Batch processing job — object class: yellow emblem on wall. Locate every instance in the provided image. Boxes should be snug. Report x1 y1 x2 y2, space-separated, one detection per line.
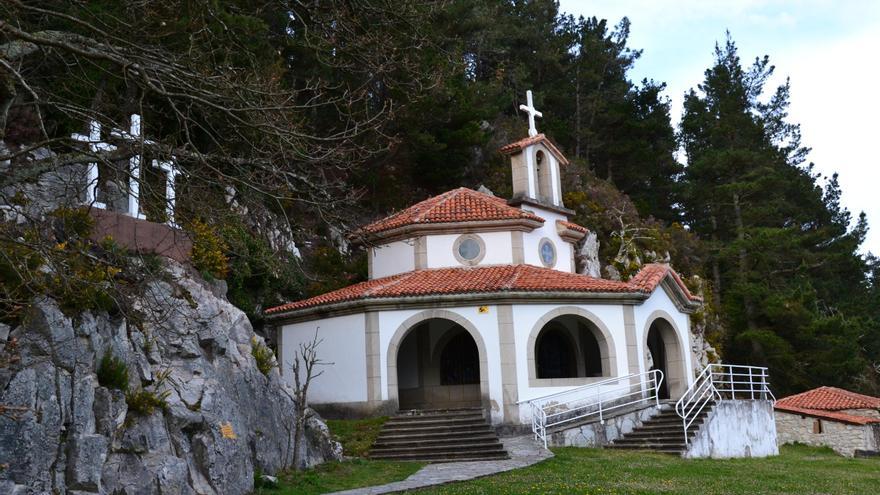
478 306 489 314
220 422 237 439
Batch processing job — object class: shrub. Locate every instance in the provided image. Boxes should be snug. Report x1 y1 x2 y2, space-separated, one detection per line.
125 388 170 417
220 222 305 327
251 337 276 376
97 352 129 391
125 368 172 419
189 219 229 279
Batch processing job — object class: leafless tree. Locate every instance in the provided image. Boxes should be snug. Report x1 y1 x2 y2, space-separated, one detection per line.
290 328 331 469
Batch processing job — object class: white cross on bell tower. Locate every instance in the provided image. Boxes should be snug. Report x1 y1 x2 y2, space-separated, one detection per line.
519 90 542 137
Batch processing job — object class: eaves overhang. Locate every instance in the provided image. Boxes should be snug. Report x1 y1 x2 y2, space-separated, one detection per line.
265 290 651 325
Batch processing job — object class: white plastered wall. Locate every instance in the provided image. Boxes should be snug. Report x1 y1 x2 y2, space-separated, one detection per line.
280 313 368 403
425 231 513 268
371 240 416 278
378 306 505 423
520 208 574 272
512 303 629 424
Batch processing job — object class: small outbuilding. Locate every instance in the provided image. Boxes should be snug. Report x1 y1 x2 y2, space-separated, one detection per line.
775 386 880 457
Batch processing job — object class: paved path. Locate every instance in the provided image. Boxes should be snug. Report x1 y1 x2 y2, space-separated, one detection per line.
328 435 553 495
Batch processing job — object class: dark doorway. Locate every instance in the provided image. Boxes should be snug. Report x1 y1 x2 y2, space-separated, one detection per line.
647 325 669 399
536 326 576 378
396 319 482 410
440 331 479 385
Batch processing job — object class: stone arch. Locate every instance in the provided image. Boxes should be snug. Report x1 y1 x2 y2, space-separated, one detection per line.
386 309 489 409
535 148 553 202
527 306 618 386
642 310 688 399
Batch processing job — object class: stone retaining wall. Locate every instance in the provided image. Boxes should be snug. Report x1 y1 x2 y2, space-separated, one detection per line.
547 404 662 447
775 411 879 457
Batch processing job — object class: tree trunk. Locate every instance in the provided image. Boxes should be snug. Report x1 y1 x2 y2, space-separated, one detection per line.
732 192 757 330
710 213 723 307
575 64 581 159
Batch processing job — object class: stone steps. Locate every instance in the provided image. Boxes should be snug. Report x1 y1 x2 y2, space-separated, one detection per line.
370 408 508 463
607 402 715 455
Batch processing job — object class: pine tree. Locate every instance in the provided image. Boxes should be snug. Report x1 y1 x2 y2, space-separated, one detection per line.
679 34 878 394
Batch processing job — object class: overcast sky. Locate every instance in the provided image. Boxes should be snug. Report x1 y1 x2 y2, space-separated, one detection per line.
558 0 880 254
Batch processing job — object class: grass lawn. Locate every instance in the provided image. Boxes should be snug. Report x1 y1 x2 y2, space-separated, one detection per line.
257 458 422 495
412 444 880 495
255 417 423 495
325 416 391 458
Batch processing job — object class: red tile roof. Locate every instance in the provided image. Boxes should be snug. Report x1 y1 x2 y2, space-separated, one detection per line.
776 386 880 411
775 387 880 425
266 264 641 315
498 134 570 165
358 188 544 237
629 263 702 302
774 404 880 425
557 220 588 234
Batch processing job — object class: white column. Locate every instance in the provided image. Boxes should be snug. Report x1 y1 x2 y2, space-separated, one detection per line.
71 120 109 209
127 115 145 219
153 159 180 227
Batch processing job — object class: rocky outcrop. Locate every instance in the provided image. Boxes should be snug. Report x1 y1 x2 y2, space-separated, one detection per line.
576 231 601 278
0 261 341 494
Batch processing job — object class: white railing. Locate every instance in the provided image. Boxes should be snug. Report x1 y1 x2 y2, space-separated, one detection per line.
675 363 775 445
520 370 664 448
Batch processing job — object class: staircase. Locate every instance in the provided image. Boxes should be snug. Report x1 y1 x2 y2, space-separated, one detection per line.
369 408 508 462
608 402 715 454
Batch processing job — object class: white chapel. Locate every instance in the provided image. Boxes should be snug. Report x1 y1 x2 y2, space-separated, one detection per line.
266 92 703 427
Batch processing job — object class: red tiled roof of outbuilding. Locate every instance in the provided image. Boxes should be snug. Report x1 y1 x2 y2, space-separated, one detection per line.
776 386 880 411
358 187 544 237
774 404 880 425
774 386 880 426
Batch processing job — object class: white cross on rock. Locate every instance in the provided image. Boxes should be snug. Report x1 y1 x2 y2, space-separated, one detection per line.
519 90 542 137
71 114 181 226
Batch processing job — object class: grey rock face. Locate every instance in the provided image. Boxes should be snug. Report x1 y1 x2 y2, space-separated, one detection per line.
576 232 601 278
0 260 341 494
603 264 621 281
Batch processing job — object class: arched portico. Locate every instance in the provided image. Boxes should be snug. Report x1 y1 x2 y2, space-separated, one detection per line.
643 310 687 399
527 307 617 387
386 310 489 411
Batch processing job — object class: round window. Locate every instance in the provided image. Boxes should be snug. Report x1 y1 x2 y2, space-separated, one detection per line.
539 238 556 267
458 238 481 260
454 235 485 265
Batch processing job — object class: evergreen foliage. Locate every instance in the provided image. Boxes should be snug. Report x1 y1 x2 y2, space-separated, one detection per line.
97 352 129 391
679 35 877 394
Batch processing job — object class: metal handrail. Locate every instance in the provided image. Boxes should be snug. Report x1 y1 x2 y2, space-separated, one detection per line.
520 369 665 448
674 363 774 445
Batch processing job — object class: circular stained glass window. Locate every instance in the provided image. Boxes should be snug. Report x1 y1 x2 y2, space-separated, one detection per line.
539 238 556 267
458 238 481 260
454 235 485 265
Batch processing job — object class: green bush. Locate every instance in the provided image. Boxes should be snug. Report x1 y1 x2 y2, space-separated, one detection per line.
125 369 171 419
125 388 170 417
220 221 305 327
251 337 276 376
189 219 229 279
97 352 129 391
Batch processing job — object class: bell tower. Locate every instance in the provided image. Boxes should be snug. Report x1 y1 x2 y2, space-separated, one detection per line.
499 90 568 208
